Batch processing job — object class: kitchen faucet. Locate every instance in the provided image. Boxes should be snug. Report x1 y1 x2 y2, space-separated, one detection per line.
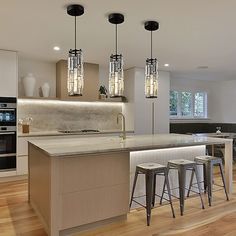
117 112 126 140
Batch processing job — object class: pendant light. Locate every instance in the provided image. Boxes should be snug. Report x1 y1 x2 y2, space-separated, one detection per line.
108 13 125 98
144 21 159 98
67 4 84 96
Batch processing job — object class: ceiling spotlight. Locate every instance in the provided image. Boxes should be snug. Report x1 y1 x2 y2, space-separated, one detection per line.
53 46 60 51
197 66 209 69
164 63 169 67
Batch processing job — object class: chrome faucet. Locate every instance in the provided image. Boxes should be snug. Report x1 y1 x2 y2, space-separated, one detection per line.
117 112 126 140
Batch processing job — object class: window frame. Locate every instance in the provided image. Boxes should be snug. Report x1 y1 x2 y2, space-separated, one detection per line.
169 90 208 119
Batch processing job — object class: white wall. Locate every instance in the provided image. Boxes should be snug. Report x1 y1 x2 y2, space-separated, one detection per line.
0 50 18 97
18 58 111 98
124 67 170 134
99 65 109 89
213 80 236 123
18 57 56 97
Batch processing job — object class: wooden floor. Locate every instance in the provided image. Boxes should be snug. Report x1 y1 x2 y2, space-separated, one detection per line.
0 169 236 236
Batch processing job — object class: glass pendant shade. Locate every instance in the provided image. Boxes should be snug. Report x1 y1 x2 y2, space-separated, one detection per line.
68 49 84 96
67 4 84 96
108 13 125 98
109 54 124 97
145 58 158 98
144 20 159 99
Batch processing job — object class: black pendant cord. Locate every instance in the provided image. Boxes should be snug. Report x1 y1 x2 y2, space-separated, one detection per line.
151 30 153 59
75 16 77 53
115 24 118 55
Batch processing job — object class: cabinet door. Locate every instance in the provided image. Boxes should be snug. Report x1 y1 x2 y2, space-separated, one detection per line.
56 60 99 101
17 137 28 156
17 155 28 175
0 50 17 97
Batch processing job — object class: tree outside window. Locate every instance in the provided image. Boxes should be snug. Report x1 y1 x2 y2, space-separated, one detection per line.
170 90 207 118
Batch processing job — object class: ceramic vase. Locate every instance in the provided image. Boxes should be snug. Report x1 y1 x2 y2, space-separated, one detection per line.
41 82 50 97
23 73 36 97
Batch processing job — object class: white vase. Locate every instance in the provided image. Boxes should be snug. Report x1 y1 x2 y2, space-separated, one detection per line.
23 73 36 97
41 82 50 97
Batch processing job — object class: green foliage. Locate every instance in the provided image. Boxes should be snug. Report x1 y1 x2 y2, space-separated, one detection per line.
99 85 107 95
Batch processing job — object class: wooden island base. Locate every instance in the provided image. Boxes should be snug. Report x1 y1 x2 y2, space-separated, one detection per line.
28 134 233 236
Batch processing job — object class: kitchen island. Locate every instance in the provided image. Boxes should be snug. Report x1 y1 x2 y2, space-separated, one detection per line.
28 134 233 236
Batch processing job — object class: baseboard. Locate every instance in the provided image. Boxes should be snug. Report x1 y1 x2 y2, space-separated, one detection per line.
0 174 28 183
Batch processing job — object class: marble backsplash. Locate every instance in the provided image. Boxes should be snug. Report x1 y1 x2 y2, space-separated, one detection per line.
18 99 122 131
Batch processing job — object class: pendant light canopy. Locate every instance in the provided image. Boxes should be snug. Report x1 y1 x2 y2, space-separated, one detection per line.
67 4 84 96
144 21 159 98
108 13 125 98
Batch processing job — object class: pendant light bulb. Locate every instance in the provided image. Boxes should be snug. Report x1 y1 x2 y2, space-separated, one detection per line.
67 4 84 96
144 21 159 98
108 13 125 98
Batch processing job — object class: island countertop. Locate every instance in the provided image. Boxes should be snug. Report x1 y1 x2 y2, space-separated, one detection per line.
28 133 232 157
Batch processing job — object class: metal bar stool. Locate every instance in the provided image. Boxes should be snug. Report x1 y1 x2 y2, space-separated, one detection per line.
130 163 175 226
160 159 205 216
187 156 229 206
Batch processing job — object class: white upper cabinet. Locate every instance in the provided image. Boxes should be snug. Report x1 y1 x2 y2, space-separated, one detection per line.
0 50 17 97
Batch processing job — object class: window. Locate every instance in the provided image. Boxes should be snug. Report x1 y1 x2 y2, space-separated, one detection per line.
170 90 207 118
170 91 178 116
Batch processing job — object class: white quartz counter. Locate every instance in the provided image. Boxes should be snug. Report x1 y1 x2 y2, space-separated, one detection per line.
18 130 134 137
29 133 231 157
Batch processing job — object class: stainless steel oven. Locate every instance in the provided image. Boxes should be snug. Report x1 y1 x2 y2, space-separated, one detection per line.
0 129 16 171
0 97 17 171
0 97 16 126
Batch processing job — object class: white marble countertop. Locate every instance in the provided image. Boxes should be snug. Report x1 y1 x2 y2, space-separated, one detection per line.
29 133 232 157
18 130 134 137
194 132 236 138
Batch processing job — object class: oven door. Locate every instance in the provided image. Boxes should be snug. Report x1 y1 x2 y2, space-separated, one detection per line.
0 108 16 126
0 132 16 171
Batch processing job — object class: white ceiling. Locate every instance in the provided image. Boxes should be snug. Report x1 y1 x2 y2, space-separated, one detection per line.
1 0 236 81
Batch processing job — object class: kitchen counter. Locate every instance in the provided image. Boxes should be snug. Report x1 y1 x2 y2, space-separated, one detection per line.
28 134 233 236
18 129 134 137
194 132 236 138
29 133 230 157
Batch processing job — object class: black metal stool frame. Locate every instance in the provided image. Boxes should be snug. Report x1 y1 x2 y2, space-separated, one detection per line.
130 166 175 226
160 162 205 216
187 158 229 206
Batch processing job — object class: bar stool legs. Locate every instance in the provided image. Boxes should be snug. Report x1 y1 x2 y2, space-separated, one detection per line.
145 171 154 226
193 165 205 210
129 170 139 208
219 162 229 201
188 156 229 206
161 160 204 216
164 169 176 218
130 163 175 226
178 166 186 216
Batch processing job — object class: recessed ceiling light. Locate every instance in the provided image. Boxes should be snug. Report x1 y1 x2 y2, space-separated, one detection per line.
53 46 60 51
164 63 169 67
197 66 208 69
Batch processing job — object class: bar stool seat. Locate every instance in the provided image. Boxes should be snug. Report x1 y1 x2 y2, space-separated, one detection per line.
188 156 229 206
130 162 175 226
137 163 166 171
160 159 205 216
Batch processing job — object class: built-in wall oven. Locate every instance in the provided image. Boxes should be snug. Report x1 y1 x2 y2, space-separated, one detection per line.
0 97 17 171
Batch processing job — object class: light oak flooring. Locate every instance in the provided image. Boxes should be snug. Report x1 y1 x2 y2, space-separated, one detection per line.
0 168 236 236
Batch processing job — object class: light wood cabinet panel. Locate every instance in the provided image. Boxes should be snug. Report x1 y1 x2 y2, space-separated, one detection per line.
0 50 17 97
17 155 28 175
56 60 99 101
